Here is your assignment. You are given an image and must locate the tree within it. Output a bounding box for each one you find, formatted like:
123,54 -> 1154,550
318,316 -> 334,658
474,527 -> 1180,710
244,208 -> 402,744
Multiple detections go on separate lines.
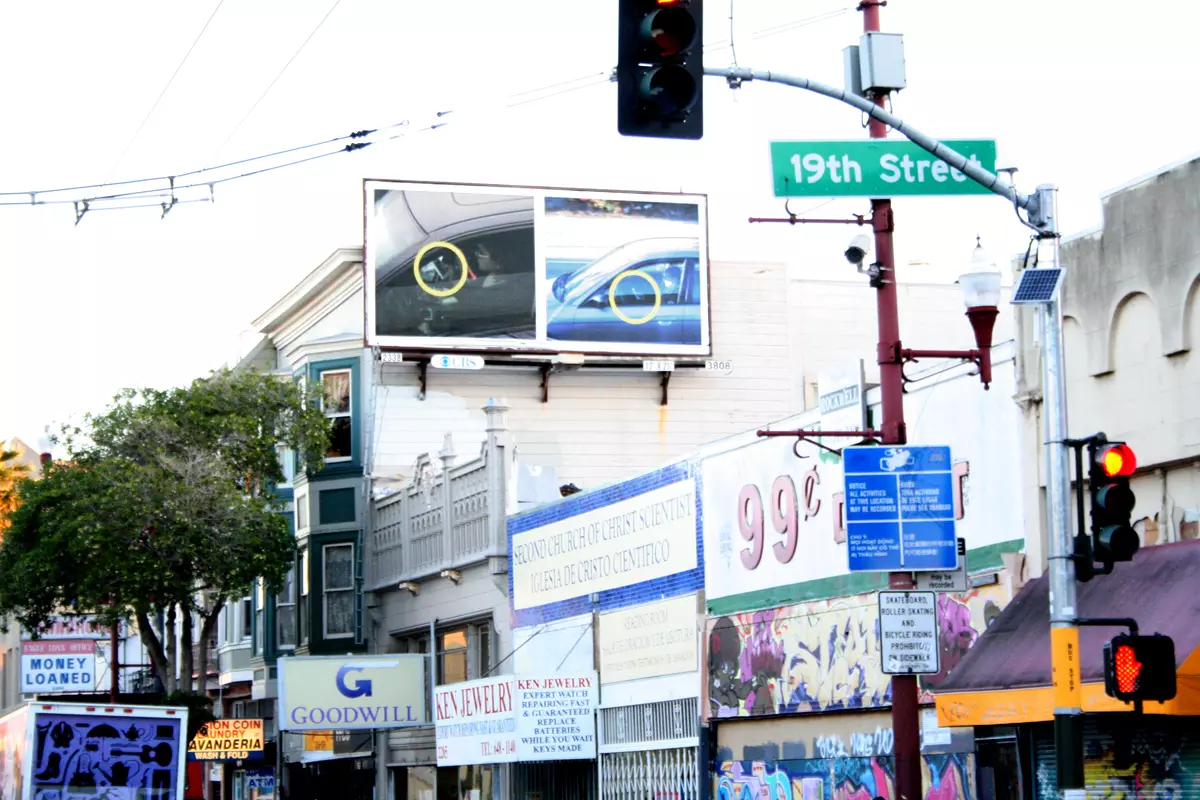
0,442 -> 31,536
0,368 -> 330,695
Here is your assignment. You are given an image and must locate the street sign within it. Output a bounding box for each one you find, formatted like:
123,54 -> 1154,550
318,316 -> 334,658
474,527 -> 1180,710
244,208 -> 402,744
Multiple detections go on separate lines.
916,537 -> 968,593
878,590 -> 940,675
430,354 -> 485,370
769,139 -> 998,198
844,445 -> 958,571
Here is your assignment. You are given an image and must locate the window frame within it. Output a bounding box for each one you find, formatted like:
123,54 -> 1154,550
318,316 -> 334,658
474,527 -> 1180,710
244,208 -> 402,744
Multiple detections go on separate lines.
319,368 -> 353,464
322,542 -> 355,640
276,566 -> 297,651
583,257 -> 690,309
240,596 -> 252,642
299,548 -> 310,646
253,580 -> 265,657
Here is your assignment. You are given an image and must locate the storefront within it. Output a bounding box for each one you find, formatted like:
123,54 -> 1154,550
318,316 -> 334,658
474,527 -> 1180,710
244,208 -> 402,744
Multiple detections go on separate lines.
434,673 -> 600,800
596,595 -> 703,800
699,357 -> 1026,800
506,460 -> 704,800
934,540 -> 1200,800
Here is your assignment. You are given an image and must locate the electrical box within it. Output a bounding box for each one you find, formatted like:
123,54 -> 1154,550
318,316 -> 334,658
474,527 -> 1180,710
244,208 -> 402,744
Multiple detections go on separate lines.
843,45 -> 864,98
859,32 -> 907,93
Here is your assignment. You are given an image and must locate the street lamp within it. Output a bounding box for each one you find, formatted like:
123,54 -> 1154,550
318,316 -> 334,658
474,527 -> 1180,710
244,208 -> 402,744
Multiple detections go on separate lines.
959,236 -> 1002,389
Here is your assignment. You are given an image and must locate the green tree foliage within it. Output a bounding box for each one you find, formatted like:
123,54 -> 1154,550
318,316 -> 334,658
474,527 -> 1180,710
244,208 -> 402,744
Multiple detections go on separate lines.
0,368 -> 330,695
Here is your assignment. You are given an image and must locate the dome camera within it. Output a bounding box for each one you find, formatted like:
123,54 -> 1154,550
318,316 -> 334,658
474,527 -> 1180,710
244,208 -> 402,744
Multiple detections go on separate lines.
845,234 -> 874,266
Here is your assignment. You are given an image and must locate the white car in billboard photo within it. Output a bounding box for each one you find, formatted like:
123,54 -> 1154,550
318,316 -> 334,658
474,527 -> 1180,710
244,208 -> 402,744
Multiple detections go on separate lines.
546,237 -> 703,345
372,188 -> 537,340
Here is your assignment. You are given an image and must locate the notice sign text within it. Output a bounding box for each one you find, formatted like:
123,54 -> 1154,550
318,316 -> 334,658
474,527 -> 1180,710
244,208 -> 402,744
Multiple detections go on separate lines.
516,675 -> 597,759
598,594 -> 697,684
189,719 -> 265,761
878,591 -> 940,675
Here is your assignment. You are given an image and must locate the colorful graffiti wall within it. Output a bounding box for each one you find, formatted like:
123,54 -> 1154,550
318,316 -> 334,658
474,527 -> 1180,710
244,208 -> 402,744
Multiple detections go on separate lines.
708,583 -> 1010,718
716,753 -> 973,800
1035,721 -> 1199,800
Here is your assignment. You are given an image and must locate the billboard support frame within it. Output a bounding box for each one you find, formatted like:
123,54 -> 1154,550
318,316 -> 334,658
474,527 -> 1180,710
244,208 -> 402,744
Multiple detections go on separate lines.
382,349 -> 707,405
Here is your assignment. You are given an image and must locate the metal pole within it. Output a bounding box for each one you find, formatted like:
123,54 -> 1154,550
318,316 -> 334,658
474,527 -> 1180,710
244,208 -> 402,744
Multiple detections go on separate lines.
854,4 -> 920,800
1038,185 -> 1085,794
110,615 -> 120,702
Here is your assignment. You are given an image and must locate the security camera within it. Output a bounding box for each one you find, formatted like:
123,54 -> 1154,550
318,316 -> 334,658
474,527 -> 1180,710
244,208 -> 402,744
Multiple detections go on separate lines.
845,234 -> 874,267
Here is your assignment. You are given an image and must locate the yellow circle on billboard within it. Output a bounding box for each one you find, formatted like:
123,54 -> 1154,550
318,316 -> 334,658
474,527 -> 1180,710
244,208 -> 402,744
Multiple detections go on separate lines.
608,269 -> 662,325
413,241 -> 469,298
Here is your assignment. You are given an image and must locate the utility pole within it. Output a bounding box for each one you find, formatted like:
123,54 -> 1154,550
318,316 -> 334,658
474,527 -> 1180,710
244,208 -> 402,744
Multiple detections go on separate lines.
855,3 -> 920,799
1037,186 -> 1085,794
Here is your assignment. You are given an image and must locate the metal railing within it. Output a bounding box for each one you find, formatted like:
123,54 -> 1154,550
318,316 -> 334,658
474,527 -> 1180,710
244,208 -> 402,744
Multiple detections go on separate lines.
368,401 -> 512,590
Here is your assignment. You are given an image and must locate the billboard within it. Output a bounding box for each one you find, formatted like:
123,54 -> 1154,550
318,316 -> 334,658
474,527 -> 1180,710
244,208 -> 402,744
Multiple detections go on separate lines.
21,639 -> 98,694
277,654 -> 426,732
364,180 -> 711,357
188,719 -> 264,761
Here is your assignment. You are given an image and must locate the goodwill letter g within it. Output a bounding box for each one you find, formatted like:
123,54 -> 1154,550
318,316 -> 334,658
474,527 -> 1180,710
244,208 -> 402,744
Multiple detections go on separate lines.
336,665 -> 372,698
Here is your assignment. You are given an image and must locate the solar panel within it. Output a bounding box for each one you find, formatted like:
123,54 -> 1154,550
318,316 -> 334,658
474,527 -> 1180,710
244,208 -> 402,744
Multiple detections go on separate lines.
1011,267 -> 1064,305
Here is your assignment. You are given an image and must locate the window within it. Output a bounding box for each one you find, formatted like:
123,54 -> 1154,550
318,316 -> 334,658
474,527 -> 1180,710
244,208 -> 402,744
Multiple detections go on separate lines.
299,549 -> 310,645
232,700 -> 246,719
241,597 -> 252,641
277,567 -> 297,649
296,494 -> 308,530
587,259 -> 689,308
323,543 -> 355,638
438,629 -> 469,685
254,581 -> 264,656
278,445 -> 296,488
477,622 -> 491,679
320,369 -> 352,462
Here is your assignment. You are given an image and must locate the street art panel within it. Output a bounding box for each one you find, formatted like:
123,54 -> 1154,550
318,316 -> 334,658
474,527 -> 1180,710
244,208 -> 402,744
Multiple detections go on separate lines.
1035,723 -> 1197,800
717,755 -> 971,800
708,581 -> 1011,718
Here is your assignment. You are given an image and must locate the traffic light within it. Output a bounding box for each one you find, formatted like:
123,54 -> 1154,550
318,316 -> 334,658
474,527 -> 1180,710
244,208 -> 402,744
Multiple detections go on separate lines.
1103,633 -> 1176,703
1088,439 -> 1139,562
617,0 -> 704,140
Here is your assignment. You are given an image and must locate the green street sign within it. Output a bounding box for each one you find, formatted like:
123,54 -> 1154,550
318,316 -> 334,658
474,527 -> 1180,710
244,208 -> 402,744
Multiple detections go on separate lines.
769,139 -> 998,198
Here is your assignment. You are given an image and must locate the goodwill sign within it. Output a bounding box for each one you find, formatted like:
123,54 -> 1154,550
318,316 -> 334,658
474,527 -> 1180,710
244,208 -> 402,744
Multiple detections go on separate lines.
509,475 -> 698,612
278,654 -> 427,732
21,639 -> 96,694
435,673 -> 598,767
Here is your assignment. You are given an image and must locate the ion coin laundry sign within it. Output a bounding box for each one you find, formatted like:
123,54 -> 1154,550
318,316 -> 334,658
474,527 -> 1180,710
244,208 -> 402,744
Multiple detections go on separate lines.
21,639 -> 97,694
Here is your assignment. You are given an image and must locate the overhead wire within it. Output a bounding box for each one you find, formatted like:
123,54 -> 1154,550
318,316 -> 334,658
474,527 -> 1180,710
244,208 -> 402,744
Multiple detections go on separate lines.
0,7 -> 851,216
102,0 -> 228,187
211,0 -> 344,161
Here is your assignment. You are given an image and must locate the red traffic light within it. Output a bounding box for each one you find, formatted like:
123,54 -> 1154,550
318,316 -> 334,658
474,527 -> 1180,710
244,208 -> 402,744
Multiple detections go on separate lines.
1113,644 -> 1143,695
1097,443 -> 1137,478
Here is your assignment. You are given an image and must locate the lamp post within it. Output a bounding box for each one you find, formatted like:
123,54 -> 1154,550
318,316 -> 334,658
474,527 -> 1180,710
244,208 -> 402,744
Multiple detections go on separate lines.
959,237 -> 1004,388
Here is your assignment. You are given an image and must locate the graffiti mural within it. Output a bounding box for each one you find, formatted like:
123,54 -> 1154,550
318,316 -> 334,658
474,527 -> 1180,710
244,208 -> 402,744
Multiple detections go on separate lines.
708,580 -> 1012,718
717,755 -> 970,800
1036,724 -> 1196,800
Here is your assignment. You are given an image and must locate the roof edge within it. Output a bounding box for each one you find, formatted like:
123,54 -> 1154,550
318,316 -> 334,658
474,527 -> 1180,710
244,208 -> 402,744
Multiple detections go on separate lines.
252,247 -> 363,334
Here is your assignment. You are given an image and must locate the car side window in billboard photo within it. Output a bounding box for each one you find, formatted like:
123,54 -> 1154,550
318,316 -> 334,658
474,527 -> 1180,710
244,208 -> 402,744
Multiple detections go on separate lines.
365,181 -> 710,357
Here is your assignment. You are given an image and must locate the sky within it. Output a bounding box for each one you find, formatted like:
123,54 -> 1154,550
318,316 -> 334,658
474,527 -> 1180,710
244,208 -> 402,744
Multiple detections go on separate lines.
1,0 -> 1197,450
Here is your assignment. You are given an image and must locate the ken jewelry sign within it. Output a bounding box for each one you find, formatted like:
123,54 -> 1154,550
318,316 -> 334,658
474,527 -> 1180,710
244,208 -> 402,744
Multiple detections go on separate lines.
435,674 -> 598,767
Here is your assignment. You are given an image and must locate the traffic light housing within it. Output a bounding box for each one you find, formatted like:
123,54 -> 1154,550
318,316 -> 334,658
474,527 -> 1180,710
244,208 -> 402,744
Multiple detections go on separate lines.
617,0 -> 704,140
1088,440 -> 1139,562
1103,633 -> 1176,703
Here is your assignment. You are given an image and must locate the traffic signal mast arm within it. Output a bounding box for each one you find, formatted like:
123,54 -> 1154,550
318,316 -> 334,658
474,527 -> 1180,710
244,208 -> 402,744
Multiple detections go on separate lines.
701,65 -> 1052,234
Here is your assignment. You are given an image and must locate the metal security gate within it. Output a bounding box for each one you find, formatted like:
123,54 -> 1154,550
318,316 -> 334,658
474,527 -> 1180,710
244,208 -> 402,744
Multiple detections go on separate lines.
1032,717 -> 1200,800
600,748 -> 700,800
512,760 -> 598,800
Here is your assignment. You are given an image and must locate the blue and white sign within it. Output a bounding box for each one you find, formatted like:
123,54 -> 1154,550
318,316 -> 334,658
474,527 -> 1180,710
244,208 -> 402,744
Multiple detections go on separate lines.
843,445 -> 957,572
246,770 -> 275,792
430,353 -> 484,370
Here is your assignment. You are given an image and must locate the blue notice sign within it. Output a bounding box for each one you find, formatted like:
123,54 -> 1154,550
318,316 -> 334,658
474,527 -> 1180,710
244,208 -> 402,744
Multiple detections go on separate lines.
843,445 -> 957,572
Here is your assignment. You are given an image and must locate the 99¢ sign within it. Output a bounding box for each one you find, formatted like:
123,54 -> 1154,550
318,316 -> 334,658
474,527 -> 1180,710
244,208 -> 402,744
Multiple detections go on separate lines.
737,466 -> 825,569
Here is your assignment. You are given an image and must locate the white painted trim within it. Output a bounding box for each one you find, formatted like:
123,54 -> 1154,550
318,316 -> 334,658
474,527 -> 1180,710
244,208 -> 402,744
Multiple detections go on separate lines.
254,248 -> 362,333
1100,152 -> 1200,200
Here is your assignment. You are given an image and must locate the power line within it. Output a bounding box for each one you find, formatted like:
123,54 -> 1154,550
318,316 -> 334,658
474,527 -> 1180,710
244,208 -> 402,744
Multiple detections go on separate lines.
0,8 -> 848,218
211,0 -> 343,160
102,0 -> 228,186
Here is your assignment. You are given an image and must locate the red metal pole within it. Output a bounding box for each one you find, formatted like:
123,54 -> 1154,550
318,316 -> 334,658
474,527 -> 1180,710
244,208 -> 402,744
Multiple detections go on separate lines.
860,2 -> 922,799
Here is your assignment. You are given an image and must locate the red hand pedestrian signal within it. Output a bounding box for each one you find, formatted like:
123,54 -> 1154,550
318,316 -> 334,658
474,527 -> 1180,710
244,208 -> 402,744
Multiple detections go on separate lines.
1113,644 -> 1142,695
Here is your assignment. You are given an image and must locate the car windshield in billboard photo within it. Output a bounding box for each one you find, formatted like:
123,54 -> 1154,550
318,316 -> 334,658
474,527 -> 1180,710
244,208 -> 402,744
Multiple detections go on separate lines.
365,181 -> 710,357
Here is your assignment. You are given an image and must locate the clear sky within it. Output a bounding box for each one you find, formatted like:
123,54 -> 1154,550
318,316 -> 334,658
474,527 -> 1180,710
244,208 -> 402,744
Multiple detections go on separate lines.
2,0 -> 1197,450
